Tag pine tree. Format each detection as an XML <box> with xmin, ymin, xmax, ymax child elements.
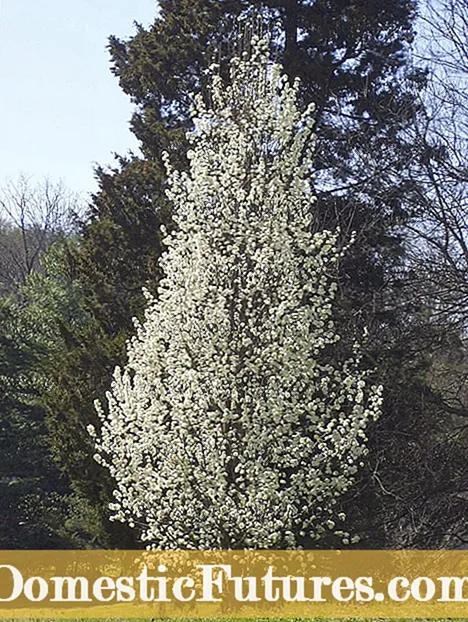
<box><xmin>0</xmin><ymin>247</ymin><xmax>77</xmax><ymax>549</ymax></box>
<box><xmin>91</xmin><ymin>38</ymin><xmax>382</xmax><ymax>550</ymax></box>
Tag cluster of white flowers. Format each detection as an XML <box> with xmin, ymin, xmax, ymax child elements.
<box><xmin>90</xmin><ymin>36</ymin><xmax>383</xmax><ymax>550</ymax></box>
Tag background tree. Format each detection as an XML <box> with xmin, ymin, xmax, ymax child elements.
<box><xmin>364</xmin><ymin>0</ymin><xmax>468</xmax><ymax>548</ymax></box>
<box><xmin>408</xmin><ymin>0</ymin><xmax>468</xmax><ymax>333</ymax></box>
<box><xmin>0</xmin><ymin>169</ymin><xmax>136</xmax><ymax>547</ymax></box>
<box><xmin>0</xmin><ymin>176</ymin><xmax>85</xmax><ymax>548</ymax></box>
<box><xmin>0</xmin><ymin>244</ymin><xmax>80</xmax><ymax>548</ymax></box>
<box><xmin>0</xmin><ymin>176</ymin><xmax>80</xmax><ymax>294</ymax></box>
<box><xmin>22</xmin><ymin>243</ymin><xmax>139</xmax><ymax>548</ymax></box>
<box><xmin>92</xmin><ymin>40</ymin><xmax>382</xmax><ymax>549</ymax></box>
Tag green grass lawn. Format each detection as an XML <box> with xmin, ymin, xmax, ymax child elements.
<box><xmin>2</xmin><ymin>618</ymin><xmax>468</xmax><ymax>622</ymax></box>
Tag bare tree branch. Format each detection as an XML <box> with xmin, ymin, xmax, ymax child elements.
<box><xmin>0</xmin><ymin>175</ymin><xmax>82</xmax><ymax>293</ymax></box>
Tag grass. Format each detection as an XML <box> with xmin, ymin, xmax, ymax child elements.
<box><xmin>0</xmin><ymin>619</ymin><xmax>463</xmax><ymax>622</ymax></box>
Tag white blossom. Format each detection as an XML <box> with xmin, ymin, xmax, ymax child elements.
<box><xmin>92</xmin><ymin>36</ymin><xmax>383</xmax><ymax>550</ymax></box>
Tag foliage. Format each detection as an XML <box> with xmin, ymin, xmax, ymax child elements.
<box><xmin>91</xmin><ymin>40</ymin><xmax>382</xmax><ymax>550</ymax></box>
<box><xmin>32</xmin><ymin>244</ymin><xmax>138</xmax><ymax>547</ymax></box>
<box><xmin>0</xmin><ymin>252</ymin><xmax>72</xmax><ymax>549</ymax></box>
<box><xmin>0</xmin><ymin>242</ymin><xmax>134</xmax><ymax>548</ymax></box>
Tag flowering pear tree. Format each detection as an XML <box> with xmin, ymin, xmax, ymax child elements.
<box><xmin>90</xmin><ymin>37</ymin><xmax>383</xmax><ymax>550</ymax></box>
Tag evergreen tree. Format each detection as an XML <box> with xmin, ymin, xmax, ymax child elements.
<box><xmin>32</xmin><ymin>244</ymin><xmax>138</xmax><ymax>547</ymax></box>
<box><xmin>0</xmin><ymin>247</ymin><xmax>76</xmax><ymax>548</ymax></box>
<box><xmin>107</xmin><ymin>0</ymin><xmax>423</xmax><ymax>302</ymax></box>
<box><xmin>91</xmin><ymin>39</ymin><xmax>382</xmax><ymax>549</ymax></box>
<box><xmin>0</xmin><ymin>243</ymin><xmax>136</xmax><ymax>548</ymax></box>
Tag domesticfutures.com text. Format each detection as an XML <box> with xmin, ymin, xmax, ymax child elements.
<box><xmin>0</xmin><ymin>563</ymin><xmax>467</xmax><ymax>605</ymax></box>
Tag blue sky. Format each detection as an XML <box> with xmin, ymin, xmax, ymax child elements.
<box><xmin>0</xmin><ymin>0</ymin><xmax>158</xmax><ymax>198</ymax></box>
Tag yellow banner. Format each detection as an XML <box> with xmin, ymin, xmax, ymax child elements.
<box><xmin>0</xmin><ymin>550</ymin><xmax>466</xmax><ymax>618</ymax></box>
